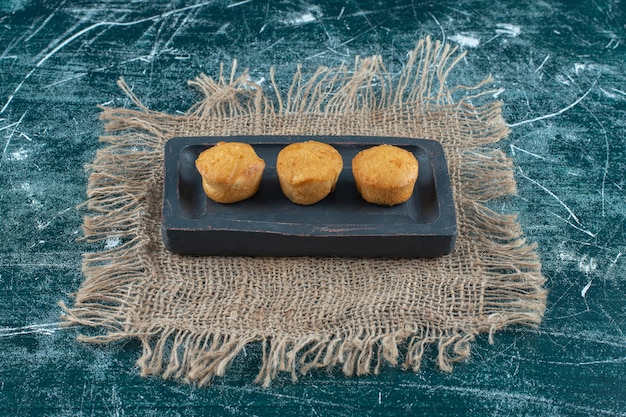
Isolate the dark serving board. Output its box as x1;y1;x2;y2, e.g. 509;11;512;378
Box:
161;136;457;257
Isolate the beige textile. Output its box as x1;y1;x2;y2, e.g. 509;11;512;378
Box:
61;38;547;387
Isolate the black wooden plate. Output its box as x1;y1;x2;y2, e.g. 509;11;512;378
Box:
162;136;457;257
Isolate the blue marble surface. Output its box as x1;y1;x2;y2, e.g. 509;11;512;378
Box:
1;1;624;415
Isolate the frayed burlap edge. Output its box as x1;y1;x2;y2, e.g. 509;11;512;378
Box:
60;37;547;387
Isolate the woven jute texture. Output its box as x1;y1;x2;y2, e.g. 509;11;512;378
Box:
61;38;547;387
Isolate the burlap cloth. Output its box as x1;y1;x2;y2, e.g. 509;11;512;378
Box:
61;38;547;387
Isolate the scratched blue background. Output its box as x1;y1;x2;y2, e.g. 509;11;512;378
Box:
1;1;624;416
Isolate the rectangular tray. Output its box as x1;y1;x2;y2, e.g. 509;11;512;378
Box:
162;135;457;257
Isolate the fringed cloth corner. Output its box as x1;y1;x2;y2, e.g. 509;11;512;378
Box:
61;37;547;387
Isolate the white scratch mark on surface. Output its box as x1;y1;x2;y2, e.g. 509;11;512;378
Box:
536;357;626;367
525;328;626;349
1;111;27;162
24;0;68;42
449;34;480;48
282;12;317;26
574;63;586;74
582;105;610;217
608;252;622;271
510;144;549;160
216;23;231;34
496;23;521;37
429;13;446;45
1;70;34;113
598;303;625;338
398;383;620;416
36;206;74;230
608;87;626;97
0;322;64;338
581;280;592;298
482;33;501;46
37;220;52;230
535;54;550;73
344;9;377;18
599;88;619;99
549;211;596;237
227;0;252;7
146;18;170;64
507;81;596;127
304;50;327;60
555;74;570;86
0;1;216;114
163;5;202;51
598;87;626;100
605;38;620;49
517;168;582;225
492;88;505;98
44;72;88;89
0;120;22;133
